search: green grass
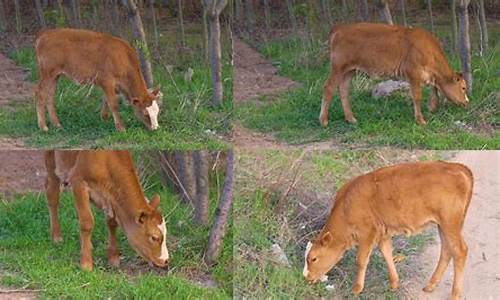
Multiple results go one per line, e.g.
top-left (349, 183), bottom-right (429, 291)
top-left (236, 24), bottom-right (499, 149)
top-left (234, 150), bottom-right (437, 298)
top-left (0, 28), bottom-right (232, 150)
top-left (0, 173), bottom-right (232, 298)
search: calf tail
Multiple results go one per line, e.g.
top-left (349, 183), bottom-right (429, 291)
top-left (462, 165), bottom-right (474, 218)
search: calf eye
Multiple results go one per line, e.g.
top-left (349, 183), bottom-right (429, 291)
top-left (311, 257), bottom-right (317, 262)
top-left (151, 235), bottom-right (160, 243)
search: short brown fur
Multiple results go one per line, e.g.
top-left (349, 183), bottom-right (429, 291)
top-left (320, 23), bottom-right (469, 127)
top-left (304, 161), bottom-right (473, 300)
top-left (35, 28), bottom-right (161, 131)
top-left (45, 150), bottom-right (168, 271)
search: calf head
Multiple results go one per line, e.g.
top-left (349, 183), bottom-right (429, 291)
top-left (132, 87), bottom-right (162, 130)
top-left (440, 72), bottom-right (469, 107)
top-left (303, 231), bottom-right (347, 283)
top-left (126, 194), bottom-right (169, 267)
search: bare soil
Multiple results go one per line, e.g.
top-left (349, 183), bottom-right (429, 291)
top-left (0, 151), bottom-right (45, 199)
top-left (407, 151), bottom-right (500, 299)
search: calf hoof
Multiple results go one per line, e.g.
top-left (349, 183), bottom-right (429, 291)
top-left (80, 261), bottom-right (93, 272)
top-left (422, 283), bottom-right (436, 293)
top-left (390, 279), bottom-right (399, 290)
top-left (352, 283), bottom-right (364, 295)
top-left (108, 256), bottom-right (120, 268)
top-left (115, 124), bottom-right (126, 132)
top-left (346, 116), bottom-right (357, 124)
top-left (319, 116), bottom-right (329, 128)
top-left (416, 117), bottom-right (427, 125)
top-left (39, 125), bottom-right (49, 132)
top-left (428, 103), bottom-right (438, 113)
top-left (52, 235), bottom-right (63, 244)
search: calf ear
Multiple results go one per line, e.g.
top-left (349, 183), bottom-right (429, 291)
top-left (151, 87), bottom-right (161, 97)
top-left (320, 231), bottom-right (332, 246)
top-left (136, 211), bottom-right (148, 225)
top-left (150, 194), bottom-right (161, 210)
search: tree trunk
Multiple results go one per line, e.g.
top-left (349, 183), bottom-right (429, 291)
top-left (148, 0), bottom-right (159, 49)
top-left (204, 150), bottom-right (233, 266)
top-left (111, 0), bottom-right (121, 36)
top-left (91, 0), bottom-right (100, 30)
top-left (34, 0), bottom-right (47, 28)
top-left (244, 0), bottom-right (255, 32)
top-left (477, 0), bottom-right (488, 52)
top-left (177, 0), bottom-right (185, 47)
top-left (307, 0), bottom-right (321, 42)
top-left (360, 0), bottom-right (369, 22)
top-left (285, 0), bottom-right (297, 32)
top-left (70, 0), bottom-right (81, 27)
top-left (341, 0), bottom-right (348, 20)
top-left (377, 0), bottom-right (393, 24)
top-left (206, 0), bottom-right (227, 106)
top-left (124, 0), bottom-right (154, 88)
top-left (263, 0), bottom-right (271, 31)
top-left (234, 0), bottom-right (241, 21)
top-left (458, 0), bottom-right (472, 92)
top-left (14, 0), bottom-right (22, 33)
top-left (427, 0), bottom-right (434, 32)
top-left (451, 0), bottom-right (458, 52)
top-left (0, 0), bottom-right (6, 32)
top-left (193, 151), bottom-right (210, 225)
top-left (400, 0), bottom-right (407, 26)
top-left (202, 1), bottom-right (209, 62)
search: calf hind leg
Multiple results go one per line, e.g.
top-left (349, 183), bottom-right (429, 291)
top-left (446, 231), bottom-right (468, 300)
top-left (35, 80), bottom-right (50, 131)
top-left (423, 229), bottom-right (452, 292)
top-left (72, 180), bottom-right (95, 271)
top-left (102, 83), bottom-right (125, 131)
top-left (46, 79), bottom-right (61, 128)
top-left (319, 69), bottom-right (341, 128)
top-left (428, 86), bottom-right (439, 113)
top-left (339, 71), bottom-right (357, 124)
top-left (409, 80), bottom-right (427, 125)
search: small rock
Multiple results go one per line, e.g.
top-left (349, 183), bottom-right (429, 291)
top-left (269, 243), bottom-right (290, 267)
top-left (325, 284), bottom-right (335, 291)
top-left (184, 68), bottom-right (194, 83)
top-left (372, 80), bottom-right (410, 99)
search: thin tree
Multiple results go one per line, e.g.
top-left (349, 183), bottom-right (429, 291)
top-left (360, 0), bottom-right (369, 22)
top-left (244, 0), bottom-right (255, 32)
top-left (205, 150), bottom-right (233, 266)
top-left (427, 0), bottom-right (434, 32)
top-left (451, 0), bottom-right (458, 52)
top-left (111, 0), bottom-right (121, 36)
top-left (204, 0), bottom-right (228, 106)
top-left (177, 0), bottom-right (185, 47)
top-left (285, 0), bottom-right (297, 32)
top-left (147, 0), bottom-right (159, 49)
top-left (174, 151), bottom-right (196, 203)
top-left (70, 0), bottom-right (82, 27)
top-left (0, 0), bottom-right (6, 32)
top-left (202, 1), bottom-right (209, 62)
top-left (263, 0), bottom-right (271, 31)
top-left (123, 0), bottom-right (154, 88)
top-left (34, 0), bottom-right (47, 28)
top-left (341, 0), bottom-right (348, 21)
top-left (477, 0), bottom-right (488, 52)
top-left (377, 0), bottom-right (393, 24)
top-left (193, 151), bottom-right (210, 225)
top-left (14, 0), bottom-right (22, 33)
top-left (458, 0), bottom-right (472, 92)
top-left (234, 0), bottom-right (241, 21)
top-left (400, 0), bottom-right (407, 26)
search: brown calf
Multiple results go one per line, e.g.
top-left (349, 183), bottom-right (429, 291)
top-left (35, 28), bottom-right (161, 132)
top-left (45, 150), bottom-right (169, 271)
top-left (320, 23), bottom-right (469, 127)
top-left (303, 161), bottom-right (473, 299)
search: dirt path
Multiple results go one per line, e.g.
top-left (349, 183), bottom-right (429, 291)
top-left (409, 151), bottom-right (500, 299)
top-left (0, 151), bottom-right (45, 199)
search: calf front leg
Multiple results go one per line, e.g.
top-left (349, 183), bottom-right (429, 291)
top-left (45, 152), bottom-right (62, 243)
top-left (72, 180), bottom-right (95, 271)
top-left (339, 71), bottom-right (357, 124)
top-left (409, 80), bottom-right (426, 125)
top-left (46, 80), bottom-right (61, 128)
top-left (379, 236), bottom-right (399, 289)
top-left (352, 237), bottom-right (375, 295)
top-left (106, 217), bottom-right (120, 268)
top-left (100, 97), bottom-right (110, 120)
top-left (35, 80), bottom-right (49, 131)
top-left (102, 84), bottom-right (125, 131)
top-left (428, 86), bottom-right (439, 113)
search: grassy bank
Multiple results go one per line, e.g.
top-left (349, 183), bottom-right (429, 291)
top-left (236, 23), bottom-right (499, 149)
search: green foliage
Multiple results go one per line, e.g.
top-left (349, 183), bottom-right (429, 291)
top-left (236, 26), bottom-right (499, 149)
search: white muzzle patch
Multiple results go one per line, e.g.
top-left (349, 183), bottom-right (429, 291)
top-left (158, 218), bottom-right (169, 261)
top-left (464, 94), bottom-right (470, 103)
top-left (303, 241), bottom-right (313, 278)
top-left (146, 100), bottom-right (160, 130)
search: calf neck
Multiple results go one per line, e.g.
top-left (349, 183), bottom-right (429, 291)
top-left (303, 161), bottom-right (473, 300)
top-left (319, 23), bottom-right (469, 127)
top-left (45, 150), bottom-right (169, 271)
